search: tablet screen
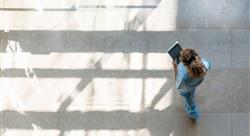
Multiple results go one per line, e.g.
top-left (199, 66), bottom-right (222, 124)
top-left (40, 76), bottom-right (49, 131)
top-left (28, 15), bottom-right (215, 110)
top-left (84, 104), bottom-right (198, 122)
top-left (168, 42), bottom-right (182, 60)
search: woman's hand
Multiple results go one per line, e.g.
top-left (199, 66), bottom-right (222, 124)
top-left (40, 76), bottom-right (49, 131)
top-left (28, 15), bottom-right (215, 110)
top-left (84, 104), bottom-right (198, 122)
top-left (172, 60), bottom-right (177, 81)
top-left (172, 60), bottom-right (177, 69)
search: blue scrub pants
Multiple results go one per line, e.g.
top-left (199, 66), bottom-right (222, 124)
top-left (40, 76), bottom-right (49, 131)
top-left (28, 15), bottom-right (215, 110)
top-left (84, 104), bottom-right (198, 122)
top-left (179, 88), bottom-right (199, 119)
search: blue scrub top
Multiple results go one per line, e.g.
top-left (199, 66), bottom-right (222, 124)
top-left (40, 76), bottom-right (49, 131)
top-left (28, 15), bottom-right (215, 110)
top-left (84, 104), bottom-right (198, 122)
top-left (176, 58), bottom-right (212, 91)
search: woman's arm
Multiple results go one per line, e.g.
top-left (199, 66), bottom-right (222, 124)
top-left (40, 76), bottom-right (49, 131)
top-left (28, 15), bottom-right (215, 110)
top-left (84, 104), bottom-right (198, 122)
top-left (172, 61), bottom-right (178, 81)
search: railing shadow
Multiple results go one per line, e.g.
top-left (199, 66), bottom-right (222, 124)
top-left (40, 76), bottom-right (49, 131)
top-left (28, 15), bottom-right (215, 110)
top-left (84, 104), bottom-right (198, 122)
top-left (1, 110), bottom-right (196, 136)
top-left (0, 30), bottom-right (186, 135)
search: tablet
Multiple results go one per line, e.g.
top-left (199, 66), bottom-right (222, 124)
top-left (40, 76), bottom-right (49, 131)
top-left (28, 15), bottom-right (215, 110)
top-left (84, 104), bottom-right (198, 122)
top-left (168, 41), bottom-right (183, 64)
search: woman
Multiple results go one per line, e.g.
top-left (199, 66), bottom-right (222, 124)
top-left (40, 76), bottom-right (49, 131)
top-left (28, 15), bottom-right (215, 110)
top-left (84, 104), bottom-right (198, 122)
top-left (172, 48), bottom-right (211, 119)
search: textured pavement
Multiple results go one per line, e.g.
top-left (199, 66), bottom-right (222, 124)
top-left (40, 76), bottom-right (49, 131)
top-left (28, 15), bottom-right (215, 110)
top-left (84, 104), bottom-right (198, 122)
top-left (0, 0), bottom-right (250, 136)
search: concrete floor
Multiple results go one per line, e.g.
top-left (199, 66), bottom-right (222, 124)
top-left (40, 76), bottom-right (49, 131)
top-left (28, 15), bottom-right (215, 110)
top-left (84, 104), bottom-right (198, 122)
top-left (0, 0), bottom-right (250, 136)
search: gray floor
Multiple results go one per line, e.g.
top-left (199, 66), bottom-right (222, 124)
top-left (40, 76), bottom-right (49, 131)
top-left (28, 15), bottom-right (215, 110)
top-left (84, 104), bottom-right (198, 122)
top-left (0, 0), bottom-right (250, 136)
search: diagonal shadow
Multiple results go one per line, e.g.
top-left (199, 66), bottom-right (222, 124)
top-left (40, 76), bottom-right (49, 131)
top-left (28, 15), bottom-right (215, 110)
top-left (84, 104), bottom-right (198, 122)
top-left (57, 53), bottom-right (113, 111)
top-left (149, 79), bottom-right (175, 110)
top-left (125, 0), bottom-right (162, 30)
top-left (57, 77), bottom-right (93, 111)
top-left (48, 53), bottom-right (114, 135)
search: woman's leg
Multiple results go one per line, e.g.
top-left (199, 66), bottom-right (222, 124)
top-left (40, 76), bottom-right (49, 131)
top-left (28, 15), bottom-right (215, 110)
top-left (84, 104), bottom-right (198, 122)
top-left (179, 89), bottom-right (199, 119)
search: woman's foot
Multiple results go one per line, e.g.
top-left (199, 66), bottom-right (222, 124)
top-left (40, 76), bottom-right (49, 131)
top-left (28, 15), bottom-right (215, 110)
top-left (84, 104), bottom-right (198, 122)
top-left (183, 96), bottom-right (199, 119)
top-left (186, 108), bottom-right (200, 119)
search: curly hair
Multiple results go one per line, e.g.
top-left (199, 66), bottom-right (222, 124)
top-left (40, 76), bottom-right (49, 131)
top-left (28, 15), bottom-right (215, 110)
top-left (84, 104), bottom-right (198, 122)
top-left (180, 48), bottom-right (206, 79)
